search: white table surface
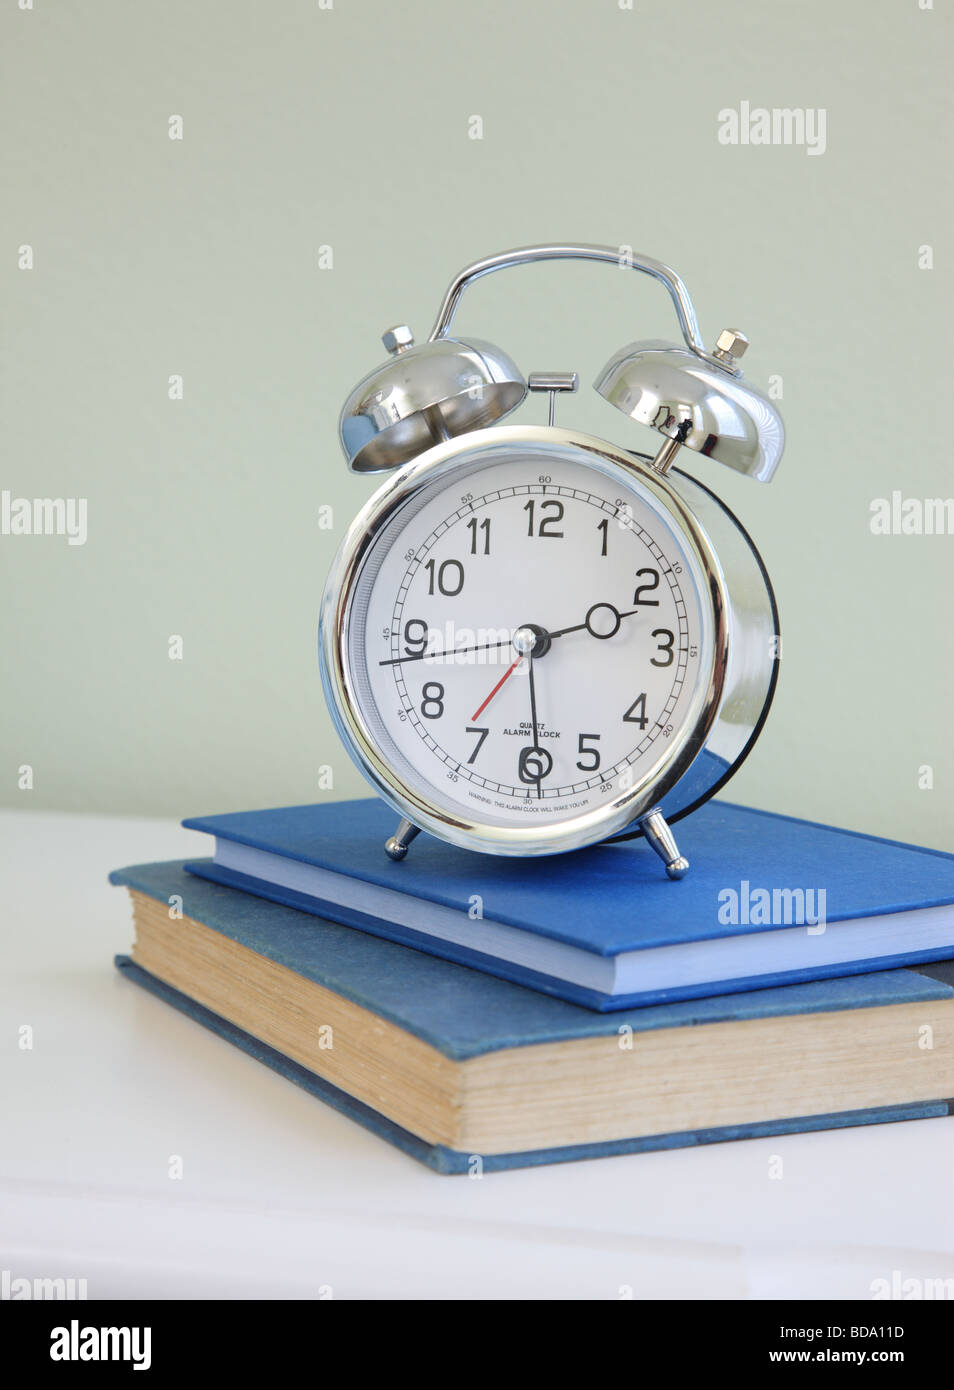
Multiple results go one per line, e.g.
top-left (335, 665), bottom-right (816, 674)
top-left (2, 807), bottom-right (952, 1301)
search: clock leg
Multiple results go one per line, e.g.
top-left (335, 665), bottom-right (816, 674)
top-left (638, 806), bottom-right (690, 880)
top-left (384, 818), bottom-right (421, 861)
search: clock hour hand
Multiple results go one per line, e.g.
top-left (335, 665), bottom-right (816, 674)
top-left (548, 602), bottom-right (639, 643)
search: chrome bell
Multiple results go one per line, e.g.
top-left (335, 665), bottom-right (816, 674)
top-left (339, 328), bottom-right (526, 474)
top-left (595, 331), bottom-right (784, 482)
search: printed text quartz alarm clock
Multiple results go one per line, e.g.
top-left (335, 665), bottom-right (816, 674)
top-left (319, 245), bottom-right (784, 878)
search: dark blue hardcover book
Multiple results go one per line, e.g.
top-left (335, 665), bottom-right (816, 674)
top-left (179, 798), bottom-right (954, 1010)
top-left (110, 861), bottom-right (954, 1173)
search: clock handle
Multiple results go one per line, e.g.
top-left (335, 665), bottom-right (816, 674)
top-left (427, 243), bottom-right (731, 373)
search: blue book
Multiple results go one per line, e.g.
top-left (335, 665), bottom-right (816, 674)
top-left (110, 860), bottom-right (954, 1173)
top-left (180, 799), bottom-right (954, 1010)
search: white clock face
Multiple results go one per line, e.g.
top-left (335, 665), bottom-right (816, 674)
top-left (341, 445), bottom-right (716, 838)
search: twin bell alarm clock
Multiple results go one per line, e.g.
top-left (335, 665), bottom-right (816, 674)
top-left (319, 244), bottom-right (784, 878)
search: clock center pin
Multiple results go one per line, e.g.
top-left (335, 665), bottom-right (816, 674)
top-left (512, 624), bottom-right (551, 659)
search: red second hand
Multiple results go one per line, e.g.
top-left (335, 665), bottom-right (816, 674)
top-left (470, 655), bottom-right (523, 722)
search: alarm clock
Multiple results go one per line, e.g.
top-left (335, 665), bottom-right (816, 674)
top-left (319, 244), bottom-right (784, 878)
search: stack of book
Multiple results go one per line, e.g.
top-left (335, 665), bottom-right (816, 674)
top-left (110, 798), bottom-right (954, 1173)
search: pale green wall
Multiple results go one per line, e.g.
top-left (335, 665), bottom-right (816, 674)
top-left (2, 0), bottom-right (952, 849)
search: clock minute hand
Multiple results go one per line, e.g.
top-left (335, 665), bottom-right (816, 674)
top-left (379, 636), bottom-right (513, 667)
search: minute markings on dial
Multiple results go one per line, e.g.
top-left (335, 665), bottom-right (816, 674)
top-left (385, 482), bottom-right (691, 799)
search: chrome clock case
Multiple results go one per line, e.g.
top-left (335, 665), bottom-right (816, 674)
top-left (320, 245), bottom-right (784, 877)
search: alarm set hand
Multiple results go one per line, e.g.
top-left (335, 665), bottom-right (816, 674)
top-left (469, 626), bottom-right (553, 797)
top-left (469, 625), bottom-right (544, 720)
top-left (470, 653), bottom-right (523, 722)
